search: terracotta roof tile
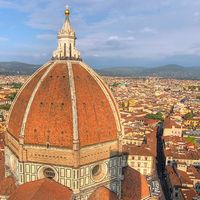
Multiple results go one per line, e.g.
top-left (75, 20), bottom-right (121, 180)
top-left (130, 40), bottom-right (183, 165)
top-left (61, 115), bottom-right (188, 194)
top-left (166, 166), bottom-right (181, 187)
top-left (8, 66), bottom-right (49, 140)
top-left (24, 63), bottom-right (73, 148)
top-left (8, 178), bottom-right (73, 200)
top-left (0, 151), bottom-right (5, 181)
top-left (123, 145), bottom-right (155, 157)
top-left (72, 64), bottom-right (118, 147)
top-left (0, 176), bottom-right (16, 196)
top-left (164, 117), bottom-right (181, 129)
top-left (180, 188), bottom-right (199, 200)
top-left (7, 61), bottom-right (119, 148)
top-left (88, 186), bottom-right (118, 200)
top-left (122, 167), bottom-right (150, 200)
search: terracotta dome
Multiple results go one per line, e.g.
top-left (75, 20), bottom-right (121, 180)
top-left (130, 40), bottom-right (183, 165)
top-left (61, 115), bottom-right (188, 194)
top-left (88, 186), bottom-right (118, 200)
top-left (7, 61), bottom-right (121, 149)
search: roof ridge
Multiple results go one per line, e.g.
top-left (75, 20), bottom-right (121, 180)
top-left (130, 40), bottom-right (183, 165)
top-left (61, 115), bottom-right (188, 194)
top-left (30, 179), bottom-right (48, 200)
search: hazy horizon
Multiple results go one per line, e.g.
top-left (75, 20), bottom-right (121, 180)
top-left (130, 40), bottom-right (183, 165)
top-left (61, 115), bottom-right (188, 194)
top-left (1, 61), bottom-right (200, 70)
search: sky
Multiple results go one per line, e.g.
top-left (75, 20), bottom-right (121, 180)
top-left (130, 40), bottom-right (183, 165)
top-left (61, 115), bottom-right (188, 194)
top-left (1, 0), bottom-right (200, 68)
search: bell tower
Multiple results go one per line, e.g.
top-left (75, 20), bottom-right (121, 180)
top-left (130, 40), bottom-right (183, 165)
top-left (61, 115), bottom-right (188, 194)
top-left (53, 5), bottom-right (81, 60)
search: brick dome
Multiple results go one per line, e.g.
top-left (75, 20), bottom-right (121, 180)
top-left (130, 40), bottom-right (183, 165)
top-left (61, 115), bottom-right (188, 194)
top-left (7, 61), bottom-right (121, 149)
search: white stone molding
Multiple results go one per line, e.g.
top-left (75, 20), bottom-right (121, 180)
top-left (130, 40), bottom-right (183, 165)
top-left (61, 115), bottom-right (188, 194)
top-left (67, 61), bottom-right (80, 151)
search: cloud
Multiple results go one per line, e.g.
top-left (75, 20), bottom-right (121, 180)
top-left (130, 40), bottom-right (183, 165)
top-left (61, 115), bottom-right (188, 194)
top-left (141, 27), bottom-right (157, 34)
top-left (0, 37), bottom-right (8, 41)
top-left (0, 0), bottom-right (13, 8)
top-left (1, 0), bottom-right (200, 66)
top-left (194, 12), bottom-right (200, 17)
top-left (36, 34), bottom-right (55, 40)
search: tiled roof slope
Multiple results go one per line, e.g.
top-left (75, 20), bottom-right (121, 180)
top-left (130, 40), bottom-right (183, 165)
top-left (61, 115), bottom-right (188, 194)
top-left (8, 178), bottom-right (73, 200)
top-left (0, 176), bottom-right (16, 196)
top-left (7, 61), bottom-right (120, 148)
top-left (122, 167), bottom-right (150, 200)
top-left (88, 186), bottom-right (118, 200)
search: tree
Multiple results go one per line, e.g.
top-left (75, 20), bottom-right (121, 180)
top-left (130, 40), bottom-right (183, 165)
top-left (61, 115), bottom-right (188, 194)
top-left (186, 136), bottom-right (196, 144)
top-left (184, 112), bottom-right (195, 120)
top-left (7, 92), bottom-right (17, 101)
top-left (11, 82), bottom-right (23, 89)
top-left (121, 102), bottom-right (125, 110)
top-left (145, 112), bottom-right (164, 121)
top-left (112, 82), bottom-right (121, 87)
top-left (0, 104), bottom-right (11, 111)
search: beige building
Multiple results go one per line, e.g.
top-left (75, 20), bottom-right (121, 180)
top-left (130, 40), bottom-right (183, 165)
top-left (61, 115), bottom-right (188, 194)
top-left (163, 118), bottom-right (182, 137)
top-left (123, 146), bottom-right (155, 176)
top-left (165, 165), bottom-right (200, 200)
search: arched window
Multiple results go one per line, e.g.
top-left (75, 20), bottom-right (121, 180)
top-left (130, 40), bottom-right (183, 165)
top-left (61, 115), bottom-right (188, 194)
top-left (64, 43), bottom-right (66, 57)
top-left (69, 43), bottom-right (72, 58)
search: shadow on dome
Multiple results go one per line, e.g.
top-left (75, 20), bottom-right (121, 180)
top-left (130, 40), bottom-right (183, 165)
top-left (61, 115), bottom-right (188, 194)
top-left (122, 166), bottom-right (150, 200)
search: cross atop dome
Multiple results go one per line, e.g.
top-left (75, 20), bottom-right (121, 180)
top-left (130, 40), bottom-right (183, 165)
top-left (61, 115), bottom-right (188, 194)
top-left (52, 5), bottom-right (81, 60)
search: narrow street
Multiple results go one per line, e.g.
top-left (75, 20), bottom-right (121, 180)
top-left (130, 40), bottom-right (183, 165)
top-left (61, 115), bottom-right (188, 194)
top-left (156, 124), bottom-right (171, 200)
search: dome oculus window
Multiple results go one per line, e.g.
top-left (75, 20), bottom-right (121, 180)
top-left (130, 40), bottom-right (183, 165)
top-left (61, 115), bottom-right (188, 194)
top-left (43, 168), bottom-right (55, 179)
top-left (91, 163), bottom-right (107, 182)
top-left (92, 164), bottom-right (102, 176)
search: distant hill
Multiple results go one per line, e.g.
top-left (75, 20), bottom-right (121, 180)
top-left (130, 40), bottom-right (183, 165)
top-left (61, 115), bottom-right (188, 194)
top-left (0, 62), bottom-right (40, 75)
top-left (96, 67), bottom-right (145, 77)
top-left (0, 62), bottom-right (199, 79)
top-left (97, 64), bottom-right (200, 80)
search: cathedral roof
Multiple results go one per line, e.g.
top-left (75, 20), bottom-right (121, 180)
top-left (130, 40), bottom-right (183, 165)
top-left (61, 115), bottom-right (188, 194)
top-left (7, 61), bottom-right (121, 149)
top-left (88, 186), bottom-right (118, 200)
top-left (122, 167), bottom-right (150, 200)
top-left (0, 176), bottom-right (17, 196)
top-left (8, 178), bottom-right (73, 200)
top-left (0, 151), bottom-right (5, 181)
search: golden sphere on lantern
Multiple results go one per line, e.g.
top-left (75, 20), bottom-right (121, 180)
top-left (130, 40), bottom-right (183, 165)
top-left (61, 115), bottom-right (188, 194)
top-left (65, 8), bottom-right (70, 16)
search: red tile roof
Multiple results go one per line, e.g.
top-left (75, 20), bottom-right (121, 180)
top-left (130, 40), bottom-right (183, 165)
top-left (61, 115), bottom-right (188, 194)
top-left (8, 178), bottom-right (73, 200)
top-left (122, 167), bottom-right (150, 200)
top-left (177, 170), bottom-right (193, 185)
top-left (187, 166), bottom-right (200, 180)
top-left (0, 151), bottom-right (5, 181)
top-left (164, 117), bottom-right (181, 129)
top-left (8, 66), bottom-right (49, 141)
top-left (24, 63), bottom-right (73, 148)
top-left (123, 145), bottom-right (155, 157)
top-left (181, 188), bottom-right (199, 200)
top-left (166, 166), bottom-right (181, 187)
top-left (0, 176), bottom-right (16, 196)
top-left (73, 64), bottom-right (118, 147)
top-left (88, 186), bottom-right (118, 200)
top-left (7, 61), bottom-right (119, 148)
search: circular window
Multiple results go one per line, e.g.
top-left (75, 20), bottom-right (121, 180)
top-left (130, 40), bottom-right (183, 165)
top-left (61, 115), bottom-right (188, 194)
top-left (91, 163), bottom-right (107, 182)
top-left (92, 164), bottom-right (102, 176)
top-left (38, 166), bottom-right (58, 181)
top-left (43, 168), bottom-right (56, 179)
